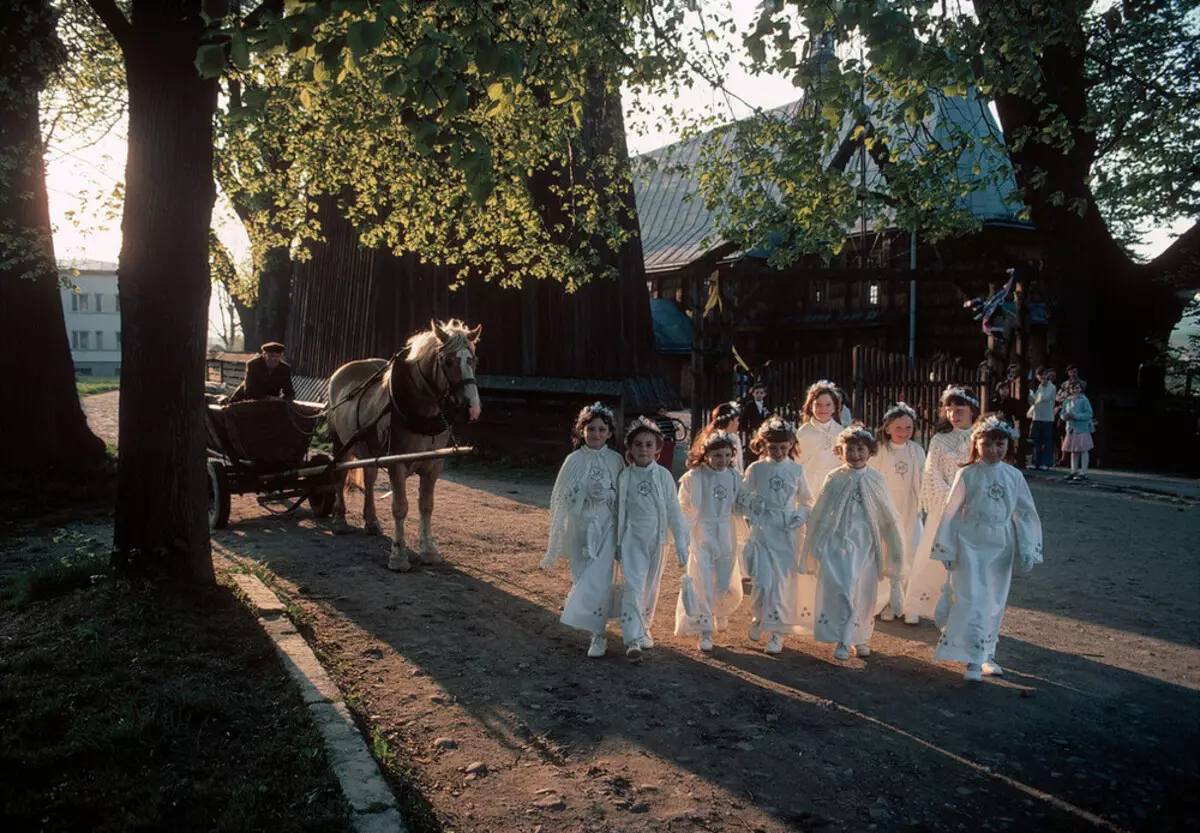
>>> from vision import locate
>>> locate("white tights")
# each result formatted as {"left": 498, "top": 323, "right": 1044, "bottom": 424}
{"left": 1070, "top": 451, "right": 1090, "bottom": 473}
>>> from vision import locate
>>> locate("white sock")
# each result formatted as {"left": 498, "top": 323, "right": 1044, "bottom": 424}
{"left": 1080, "top": 451, "right": 1089, "bottom": 473}
{"left": 1070, "top": 452, "right": 1079, "bottom": 472}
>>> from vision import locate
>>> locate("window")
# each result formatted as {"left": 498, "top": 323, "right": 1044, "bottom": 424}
{"left": 78, "top": 331, "right": 89, "bottom": 349}
{"left": 95, "top": 293, "right": 103, "bottom": 312}
{"left": 71, "top": 330, "right": 78, "bottom": 348}
{"left": 70, "top": 293, "right": 78, "bottom": 312}
{"left": 95, "top": 331, "right": 103, "bottom": 350}
{"left": 868, "top": 282, "right": 881, "bottom": 306}
{"left": 76, "top": 367, "right": 93, "bottom": 377}
{"left": 78, "top": 293, "right": 89, "bottom": 312}
{"left": 114, "top": 294, "right": 120, "bottom": 312}
{"left": 116, "top": 330, "right": 121, "bottom": 347}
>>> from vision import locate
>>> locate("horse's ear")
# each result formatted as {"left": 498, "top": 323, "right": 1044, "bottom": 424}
{"left": 467, "top": 324, "right": 482, "bottom": 344}
{"left": 431, "top": 318, "right": 448, "bottom": 343}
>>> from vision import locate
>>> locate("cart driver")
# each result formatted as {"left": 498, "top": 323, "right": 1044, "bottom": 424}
{"left": 229, "top": 342, "right": 295, "bottom": 403}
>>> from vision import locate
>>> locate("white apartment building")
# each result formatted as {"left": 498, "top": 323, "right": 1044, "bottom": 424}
{"left": 61, "top": 260, "right": 122, "bottom": 376}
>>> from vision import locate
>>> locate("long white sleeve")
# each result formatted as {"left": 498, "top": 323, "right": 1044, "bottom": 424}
{"left": 931, "top": 469, "right": 968, "bottom": 565}
{"left": 1013, "top": 473, "right": 1044, "bottom": 573}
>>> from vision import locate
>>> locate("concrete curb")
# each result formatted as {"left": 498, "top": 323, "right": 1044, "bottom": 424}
{"left": 230, "top": 573, "right": 408, "bottom": 833}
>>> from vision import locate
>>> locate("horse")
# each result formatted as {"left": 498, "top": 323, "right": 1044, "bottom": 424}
{"left": 327, "top": 319, "right": 482, "bottom": 572}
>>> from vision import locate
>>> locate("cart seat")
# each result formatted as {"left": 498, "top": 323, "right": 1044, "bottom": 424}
{"left": 205, "top": 398, "right": 325, "bottom": 464}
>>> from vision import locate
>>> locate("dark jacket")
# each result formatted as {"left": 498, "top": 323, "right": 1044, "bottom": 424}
{"left": 230, "top": 356, "right": 295, "bottom": 402}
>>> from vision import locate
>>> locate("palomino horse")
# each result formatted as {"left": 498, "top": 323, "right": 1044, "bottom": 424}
{"left": 327, "top": 319, "right": 482, "bottom": 572}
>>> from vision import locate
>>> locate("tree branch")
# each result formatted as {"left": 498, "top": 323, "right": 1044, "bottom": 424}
{"left": 82, "top": 0, "right": 132, "bottom": 51}
{"left": 1146, "top": 219, "right": 1200, "bottom": 288}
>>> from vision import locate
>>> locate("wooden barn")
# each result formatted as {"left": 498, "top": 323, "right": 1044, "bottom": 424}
{"left": 281, "top": 191, "right": 677, "bottom": 459}
{"left": 630, "top": 93, "right": 1046, "bottom": 421}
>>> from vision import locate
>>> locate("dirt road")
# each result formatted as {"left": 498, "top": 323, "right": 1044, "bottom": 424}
{"left": 209, "top": 462, "right": 1199, "bottom": 833}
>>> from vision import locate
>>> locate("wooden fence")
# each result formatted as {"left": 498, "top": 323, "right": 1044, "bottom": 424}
{"left": 767, "top": 346, "right": 985, "bottom": 447}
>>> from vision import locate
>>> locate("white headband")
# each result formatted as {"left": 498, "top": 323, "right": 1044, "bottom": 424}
{"left": 758, "top": 416, "right": 796, "bottom": 435}
{"left": 941, "top": 385, "right": 980, "bottom": 409}
{"left": 882, "top": 402, "right": 918, "bottom": 423}
{"left": 625, "top": 415, "right": 663, "bottom": 441}
{"left": 837, "top": 425, "right": 875, "bottom": 446}
{"left": 581, "top": 401, "right": 614, "bottom": 421}
{"left": 703, "top": 430, "right": 739, "bottom": 451}
{"left": 975, "top": 415, "right": 1020, "bottom": 440}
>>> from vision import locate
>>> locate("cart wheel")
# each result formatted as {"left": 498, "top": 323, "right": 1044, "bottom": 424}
{"left": 306, "top": 454, "right": 337, "bottom": 519}
{"left": 208, "top": 461, "right": 231, "bottom": 530}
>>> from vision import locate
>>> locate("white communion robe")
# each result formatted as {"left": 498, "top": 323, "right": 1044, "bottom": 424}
{"left": 795, "top": 418, "right": 843, "bottom": 498}
{"left": 932, "top": 462, "right": 1043, "bottom": 665}
{"left": 674, "top": 466, "right": 746, "bottom": 635}
{"left": 802, "top": 466, "right": 904, "bottom": 647}
{"left": 742, "top": 458, "right": 817, "bottom": 635}
{"left": 869, "top": 440, "right": 927, "bottom": 614}
{"left": 544, "top": 445, "right": 625, "bottom": 635}
{"left": 903, "top": 428, "right": 973, "bottom": 620}
{"left": 615, "top": 461, "right": 689, "bottom": 646}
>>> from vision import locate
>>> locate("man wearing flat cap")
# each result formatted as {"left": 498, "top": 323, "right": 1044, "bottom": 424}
{"left": 229, "top": 342, "right": 295, "bottom": 403}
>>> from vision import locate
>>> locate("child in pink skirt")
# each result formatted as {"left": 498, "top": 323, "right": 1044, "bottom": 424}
{"left": 1060, "top": 381, "right": 1095, "bottom": 481}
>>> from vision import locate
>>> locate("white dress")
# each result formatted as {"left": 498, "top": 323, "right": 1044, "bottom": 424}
{"left": 795, "top": 418, "right": 843, "bottom": 498}
{"left": 902, "top": 428, "right": 973, "bottom": 620}
{"left": 869, "top": 440, "right": 926, "bottom": 614}
{"left": 932, "top": 462, "right": 1043, "bottom": 664}
{"left": 802, "top": 466, "right": 904, "bottom": 646}
{"left": 674, "top": 466, "right": 746, "bottom": 635}
{"left": 544, "top": 445, "right": 625, "bottom": 634}
{"left": 742, "top": 459, "right": 817, "bottom": 635}
{"left": 615, "top": 462, "right": 689, "bottom": 646}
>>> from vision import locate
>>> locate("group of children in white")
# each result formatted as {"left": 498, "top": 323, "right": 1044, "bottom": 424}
{"left": 540, "top": 381, "right": 1044, "bottom": 682}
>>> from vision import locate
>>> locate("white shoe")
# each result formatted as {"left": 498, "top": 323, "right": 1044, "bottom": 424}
{"left": 964, "top": 663, "right": 983, "bottom": 682}
{"left": 625, "top": 643, "right": 643, "bottom": 662}
{"left": 981, "top": 660, "right": 1004, "bottom": 676}
{"left": 879, "top": 606, "right": 895, "bottom": 622}
{"left": 855, "top": 643, "right": 871, "bottom": 657}
{"left": 748, "top": 620, "right": 763, "bottom": 642}
{"left": 698, "top": 633, "right": 714, "bottom": 652}
{"left": 640, "top": 631, "right": 654, "bottom": 649}
{"left": 904, "top": 614, "right": 920, "bottom": 625}
{"left": 587, "top": 634, "right": 607, "bottom": 658}
{"left": 765, "top": 634, "right": 784, "bottom": 655}
{"left": 833, "top": 644, "right": 850, "bottom": 661}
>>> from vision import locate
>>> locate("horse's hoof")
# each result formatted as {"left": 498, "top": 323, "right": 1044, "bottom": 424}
{"left": 387, "top": 551, "right": 412, "bottom": 572}
{"left": 419, "top": 549, "right": 443, "bottom": 566}
{"left": 364, "top": 519, "right": 383, "bottom": 536}
{"left": 332, "top": 518, "right": 350, "bottom": 535}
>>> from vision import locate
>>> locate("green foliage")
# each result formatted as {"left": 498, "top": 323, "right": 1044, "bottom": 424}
{"left": 76, "top": 375, "right": 121, "bottom": 396}
{"left": 0, "top": 531, "right": 107, "bottom": 610}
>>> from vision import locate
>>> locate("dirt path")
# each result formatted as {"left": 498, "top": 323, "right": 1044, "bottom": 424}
{"left": 209, "top": 464, "right": 1199, "bottom": 833}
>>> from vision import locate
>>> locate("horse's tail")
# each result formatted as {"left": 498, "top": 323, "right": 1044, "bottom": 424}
{"left": 346, "top": 467, "right": 366, "bottom": 492}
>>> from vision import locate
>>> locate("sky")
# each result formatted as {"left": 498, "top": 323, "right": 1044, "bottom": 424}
{"left": 44, "top": 0, "right": 1193, "bottom": 343}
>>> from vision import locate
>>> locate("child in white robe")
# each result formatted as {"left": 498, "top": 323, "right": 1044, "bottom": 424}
{"left": 742, "top": 418, "right": 816, "bottom": 654}
{"left": 794, "top": 380, "right": 845, "bottom": 498}
{"left": 674, "top": 430, "right": 747, "bottom": 652}
{"left": 869, "top": 403, "right": 927, "bottom": 621}
{"left": 695, "top": 401, "right": 745, "bottom": 472}
{"left": 616, "top": 418, "right": 690, "bottom": 661}
{"left": 932, "top": 415, "right": 1043, "bottom": 682}
{"left": 902, "top": 386, "right": 980, "bottom": 625}
{"left": 802, "top": 426, "right": 904, "bottom": 660}
{"left": 540, "top": 403, "right": 625, "bottom": 658}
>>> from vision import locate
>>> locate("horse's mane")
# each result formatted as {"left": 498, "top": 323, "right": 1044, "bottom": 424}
{"left": 405, "top": 319, "right": 473, "bottom": 365}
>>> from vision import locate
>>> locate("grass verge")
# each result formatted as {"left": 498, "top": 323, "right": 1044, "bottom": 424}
{"left": 76, "top": 377, "right": 120, "bottom": 397}
{"left": 0, "top": 572, "right": 352, "bottom": 832}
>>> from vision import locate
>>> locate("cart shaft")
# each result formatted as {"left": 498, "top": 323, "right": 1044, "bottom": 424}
{"left": 271, "top": 446, "right": 475, "bottom": 480}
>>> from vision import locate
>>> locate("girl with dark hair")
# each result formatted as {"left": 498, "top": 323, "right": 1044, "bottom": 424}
{"left": 869, "top": 403, "right": 927, "bottom": 621}
{"left": 931, "top": 415, "right": 1043, "bottom": 681}
{"left": 742, "top": 418, "right": 816, "bottom": 654}
{"left": 674, "top": 430, "right": 747, "bottom": 652}
{"left": 541, "top": 403, "right": 625, "bottom": 658}
{"left": 800, "top": 426, "right": 904, "bottom": 662}
{"left": 903, "top": 386, "right": 980, "bottom": 624}
{"left": 694, "top": 401, "right": 745, "bottom": 471}
{"left": 795, "top": 380, "right": 844, "bottom": 497}
{"left": 614, "top": 418, "right": 690, "bottom": 661}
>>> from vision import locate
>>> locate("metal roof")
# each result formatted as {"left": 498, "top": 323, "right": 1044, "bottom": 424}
{"left": 631, "top": 92, "right": 1029, "bottom": 273}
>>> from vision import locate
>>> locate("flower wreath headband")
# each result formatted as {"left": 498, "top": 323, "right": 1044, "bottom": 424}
{"left": 836, "top": 425, "right": 875, "bottom": 446}
{"left": 716, "top": 400, "right": 742, "bottom": 417}
{"left": 975, "top": 415, "right": 1020, "bottom": 441}
{"left": 882, "top": 402, "right": 918, "bottom": 424}
{"left": 625, "top": 415, "right": 664, "bottom": 441}
{"left": 941, "top": 385, "right": 981, "bottom": 410}
{"left": 760, "top": 416, "right": 796, "bottom": 434}
{"left": 581, "top": 401, "right": 614, "bottom": 421}
{"left": 702, "top": 430, "right": 738, "bottom": 451}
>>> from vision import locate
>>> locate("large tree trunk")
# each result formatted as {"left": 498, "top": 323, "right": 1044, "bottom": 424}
{"left": 108, "top": 0, "right": 216, "bottom": 583}
{"left": 976, "top": 0, "right": 1187, "bottom": 390}
{"left": 0, "top": 0, "right": 107, "bottom": 479}
{"left": 254, "top": 244, "right": 291, "bottom": 344}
